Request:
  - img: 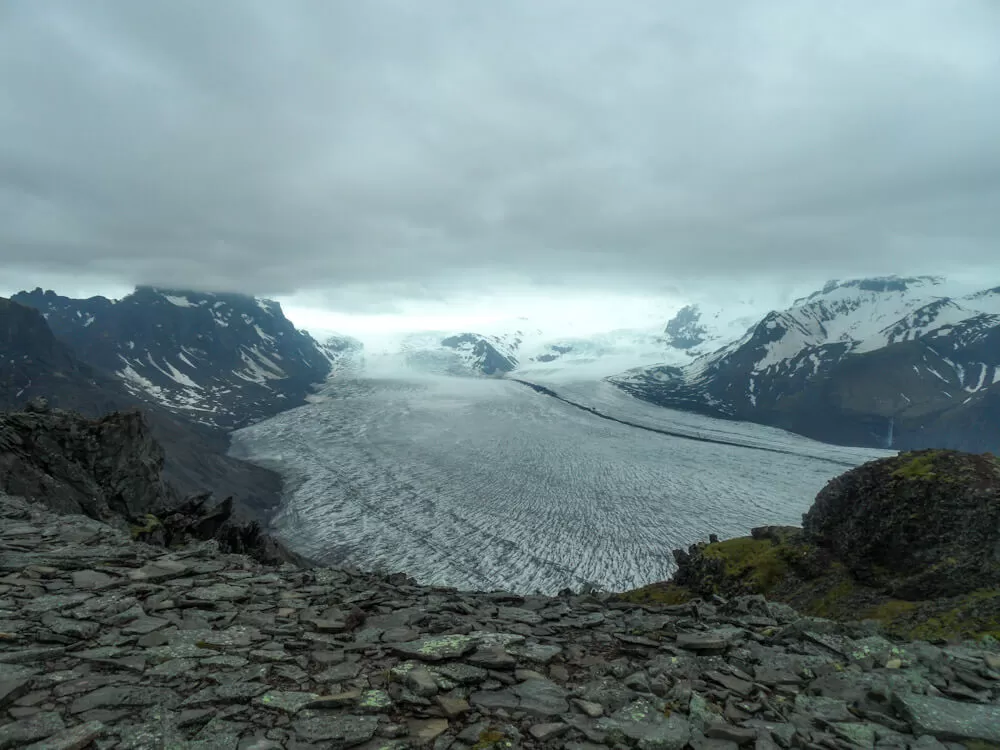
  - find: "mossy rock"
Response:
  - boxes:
[472,729,514,750]
[130,513,162,539]
[878,588,1000,642]
[700,536,794,593]
[804,449,1000,599]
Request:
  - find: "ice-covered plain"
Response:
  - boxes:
[230,374,890,595]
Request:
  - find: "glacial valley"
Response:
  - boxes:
[230,376,888,595]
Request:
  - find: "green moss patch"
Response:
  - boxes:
[701,537,792,594]
[891,451,942,481]
[900,589,1000,642]
[130,513,161,539]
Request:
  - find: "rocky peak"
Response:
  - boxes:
[440,333,519,376]
[800,275,946,304]
[12,286,332,429]
[663,305,707,350]
[0,401,299,566]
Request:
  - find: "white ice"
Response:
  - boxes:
[230,373,889,595]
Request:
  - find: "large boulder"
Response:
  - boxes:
[802,450,1000,599]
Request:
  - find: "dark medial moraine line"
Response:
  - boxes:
[509,379,861,468]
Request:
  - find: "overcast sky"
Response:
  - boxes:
[2,1,999,334]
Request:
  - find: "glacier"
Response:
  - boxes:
[230,374,889,595]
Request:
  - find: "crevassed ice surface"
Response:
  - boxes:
[230,375,890,595]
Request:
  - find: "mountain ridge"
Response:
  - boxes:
[12,286,334,429]
[610,275,1000,452]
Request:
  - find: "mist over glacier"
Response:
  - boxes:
[230,371,888,594]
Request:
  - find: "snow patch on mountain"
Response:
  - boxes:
[12,286,334,429]
[610,275,1000,452]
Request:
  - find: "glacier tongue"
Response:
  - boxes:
[230,374,887,595]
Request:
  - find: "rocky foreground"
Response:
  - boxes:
[2,493,999,750]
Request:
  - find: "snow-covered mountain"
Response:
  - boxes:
[611,277,1000,452]
[12,287,333,429]
[346,298,765,383]
[360,331,520,377]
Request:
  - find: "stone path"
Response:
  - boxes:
[1,494,998,749]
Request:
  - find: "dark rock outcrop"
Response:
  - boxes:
[1,295,284,520]
[662,305,708,350]
[440,333,519,375]
[625,451,1000,642]
[0,404,173,523]
[803,450,1000,599]
[133,491,310,566]
[0,402,301,566]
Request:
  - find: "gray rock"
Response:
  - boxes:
[129,560,190,582]
[40,614,100,640]
[405,668,440,697]
[408,718,450,745]
[529,722,570,741]
[187,583,250,602]
[705,724,757,746]
[507,642,563,664]
[292,713,379,744]
[597,698,692,750]
[182,682,268,707]
[70,686,180,714]
[0,711,66,750]
[253,690,320,714]
[432,662,489,685]
[392,634,477,662]
[21,720,105,750]
[625,671,652,693]
[573,699,605,718]
[315,660,362,682]
[435,696,470,717]
[467,647,517,669]
[676,633,728,652]
[71,569,117,590]
[513,678,569,718]
[704,670,753,696]
[892,693,1000,743]
[470,689,521,712]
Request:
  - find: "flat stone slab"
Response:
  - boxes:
[392,634,477,662]
[893,693,1000,743]
[291,713,379,744]
[0,711,65,748]
[597,698,692,750]
[21,720,105,750]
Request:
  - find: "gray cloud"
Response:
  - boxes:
[2,0,999,307]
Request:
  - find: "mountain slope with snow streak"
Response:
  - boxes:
[13,286,333,429]
[612,276,1000,452]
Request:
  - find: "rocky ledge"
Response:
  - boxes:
[0,400,302,569]
[2,493,1000,750]
[625,449,1000,653]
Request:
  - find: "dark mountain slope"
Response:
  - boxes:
[12,286,332,429]
[1,297,281,519]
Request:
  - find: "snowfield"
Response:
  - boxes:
[230,374,889,595]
